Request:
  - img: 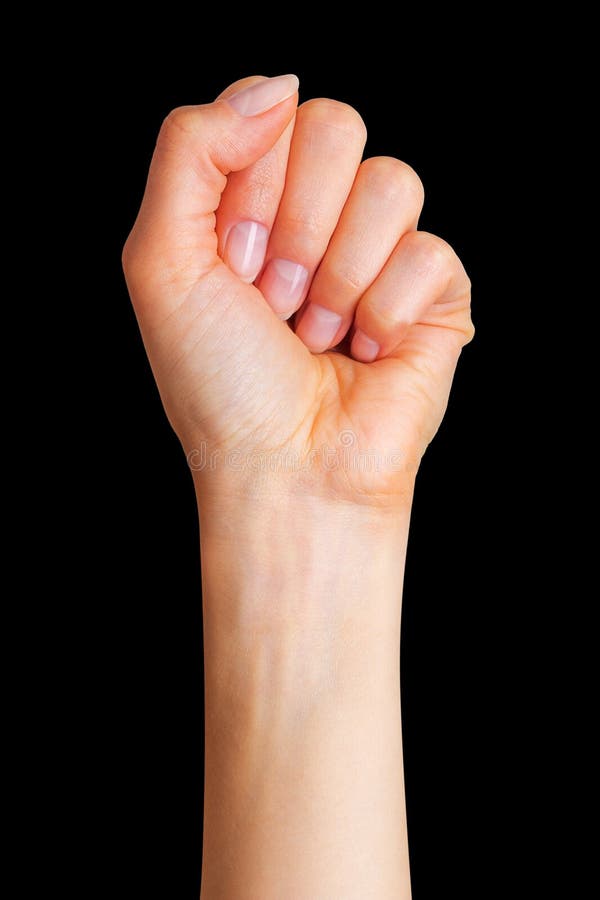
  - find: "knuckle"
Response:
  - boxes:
[407,231,458,276]
[361,156,425,207]
[325,257,368,294]
[278,205,323,242]
[240,152,280,211]
[358,300,405,337]
[159,105,198,142]
[298,98,367,143]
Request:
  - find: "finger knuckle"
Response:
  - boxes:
[241,152,282,211]
[358,297,405,335]
[278,205,323,243]
[299,98,367,144]
[361,156,425,207]
[159,105,198,142]
[325,256,369,294]
[408,231,458,277]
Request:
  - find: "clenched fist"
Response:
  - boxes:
[123,74,472,505]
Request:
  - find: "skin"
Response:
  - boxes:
[123,74,473,899]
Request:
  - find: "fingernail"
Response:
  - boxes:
[224,221,269,282]
[259,258,309,318]
[351,329,380,362]
[227,74,299,117]
[295,304,342,352]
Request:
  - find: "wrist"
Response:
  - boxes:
[197,482,412,611]
[198,486,412,704]
[186,423,419,513]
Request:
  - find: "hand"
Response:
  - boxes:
[123,74,473,898]
[123,74,473,506]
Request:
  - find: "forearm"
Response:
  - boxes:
[198,489,413,899]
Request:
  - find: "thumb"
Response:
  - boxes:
[124,74,299,315]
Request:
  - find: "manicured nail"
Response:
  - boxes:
[351,328,380,362]
[224,221,269,282]
[227,74,299,117]
[259,259,309,318]
[295,303,342,352]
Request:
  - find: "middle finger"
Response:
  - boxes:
[257,98,367,319]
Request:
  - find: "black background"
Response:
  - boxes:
[82,33,524,899]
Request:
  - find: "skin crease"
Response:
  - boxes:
[123,74,472,899]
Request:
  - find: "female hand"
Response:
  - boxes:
[123,74,472,505]
[123,74,473,899]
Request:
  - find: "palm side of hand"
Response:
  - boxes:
[124,75,472,503]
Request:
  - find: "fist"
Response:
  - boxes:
[123,75,473,505]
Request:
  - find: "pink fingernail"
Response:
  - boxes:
[259,258,309,318]
[295,303,342,352]
[351,329,380,362]
[227,74,299,117]
[224,221,269,282]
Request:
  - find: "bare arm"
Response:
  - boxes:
[123,72,472,898]
[199,495,412,897]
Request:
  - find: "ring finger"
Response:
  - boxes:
[295,156,424,352]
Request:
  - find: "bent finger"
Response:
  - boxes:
[296,156,424,352]
[351,231,471,361]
